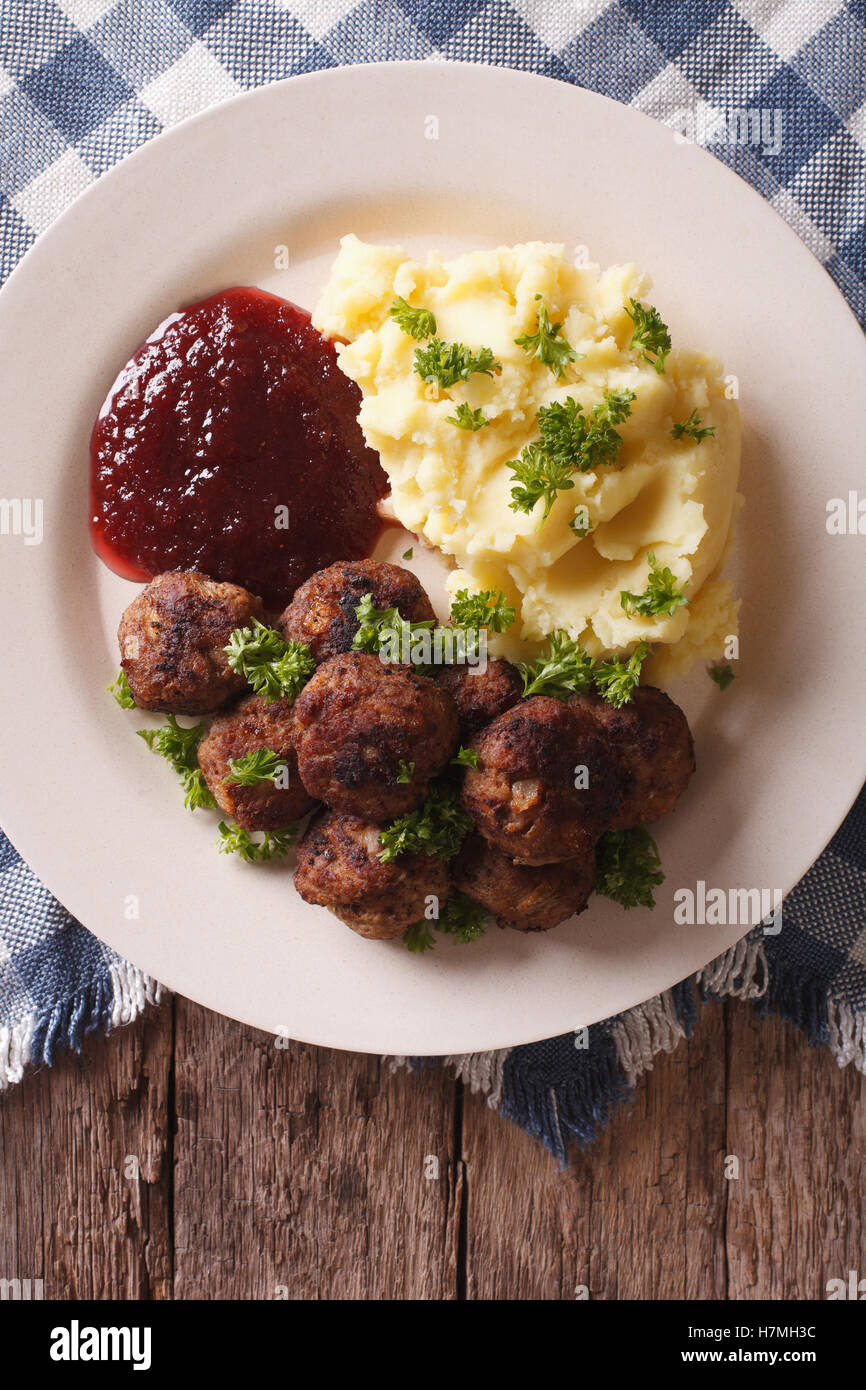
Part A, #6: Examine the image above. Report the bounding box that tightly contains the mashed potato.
[313,235,741,680]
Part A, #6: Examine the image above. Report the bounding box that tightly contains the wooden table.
[1,995,863,1300]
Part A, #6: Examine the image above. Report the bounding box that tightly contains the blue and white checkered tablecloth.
[1,0,864,1161]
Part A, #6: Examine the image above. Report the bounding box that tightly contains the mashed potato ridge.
[313,235,741,678]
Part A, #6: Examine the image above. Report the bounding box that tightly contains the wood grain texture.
[0,1005,172,1299]
[0,995,863,1300]
[724,1005,866,1301]
[171,999,461,1299]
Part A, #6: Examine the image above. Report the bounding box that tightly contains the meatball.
[294,810,451,939]
[453,833,596,932]
[292,651,459,822]
[118,569,262,714]
[436,659,522,739]
[460,696,618,865]
[278,559,436,664]
[569,686,695,830]
[197,694,317,832]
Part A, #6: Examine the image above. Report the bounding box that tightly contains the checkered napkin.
[2,0,864,1159]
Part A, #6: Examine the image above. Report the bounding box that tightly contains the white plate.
[0,63,864,1056]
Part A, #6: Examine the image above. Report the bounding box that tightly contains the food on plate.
[568,686,695,830]
[453,833,596,932]
[292,651,459,822]
[278,558,436,664]
[118,569,263,714]
[294,809,451,939]
[197,694,318,832]
[435,659,522,739]
[91,288,387,609]
[313,236,741,682]
[460,697,619,865]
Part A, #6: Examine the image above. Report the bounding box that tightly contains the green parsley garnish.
[225,619,314,704]
[352,593,435,664]
[620,555,689,619]
[625,298,671,373]
[672,409,715,443]
[596,827,664,909]
[222,748,288,786]
[216,821,295,863]
[508,442,575,524]
[388,296,436,340]
[414,338,502,391]
[593,643,649,708]
[451,746,481,769]
[402,547,413,560]
[449,588,516,633]
[508,389,635,526]
[396,759,415,784]
[378,780,472,864]
[708,660,735,691]
[446,402,491,431]
[404,921,436,954]
[108,670,135,709]
[517,630,596,700]
[403,891,488,953]
[138,715,217,811]
[514,295,581,378]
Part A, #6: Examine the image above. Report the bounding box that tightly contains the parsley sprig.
[352,593,435,665]
[452,746,481,770]
[625,298,671,373]
[518,631,596,700]
[596,827,664,909]
[389,296,436,340]
[708,660,735,691]
[404,891,489,953]
[514,295,581,378]
[508,388,635,525]
[449,588,516,634]
[446,402,490,431]
[225,619,315,704]
[222,748,288,787]
[138,715,217,811]
[378,780,472,864]
[620,555,689,619]
[518,632,650,708]
[216,821,295,862]
[109,670,136,709]
[593,643,650,708]
[672,410,715,443]
[414,339,501,391]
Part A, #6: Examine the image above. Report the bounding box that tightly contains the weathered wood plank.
[171,1000,461,1299]
[0,1005,172,1299]
[461,999,728,1300]
[724,1004,866,1300]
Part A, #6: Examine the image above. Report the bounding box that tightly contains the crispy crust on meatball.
[294,810,451,939]
[436,659,522,739]
[453,833,596,932]
[278,559,436,664]
[460,696,619,865]
[569,686,695,830]
[292,651,459,822]
[118,569,262,714]
[197,693,317,832]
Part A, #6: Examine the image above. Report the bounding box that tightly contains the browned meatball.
[294,810,451,939]
[118,569,263,714]
[453,833,596,932]
[197,693,317,832]
[569,686,695,830]
[436,659,522,739]
[460,697,619,865]
[278,559,436,664]
[292,651,459,822]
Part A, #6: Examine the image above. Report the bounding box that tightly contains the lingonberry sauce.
[90,287,387,610]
